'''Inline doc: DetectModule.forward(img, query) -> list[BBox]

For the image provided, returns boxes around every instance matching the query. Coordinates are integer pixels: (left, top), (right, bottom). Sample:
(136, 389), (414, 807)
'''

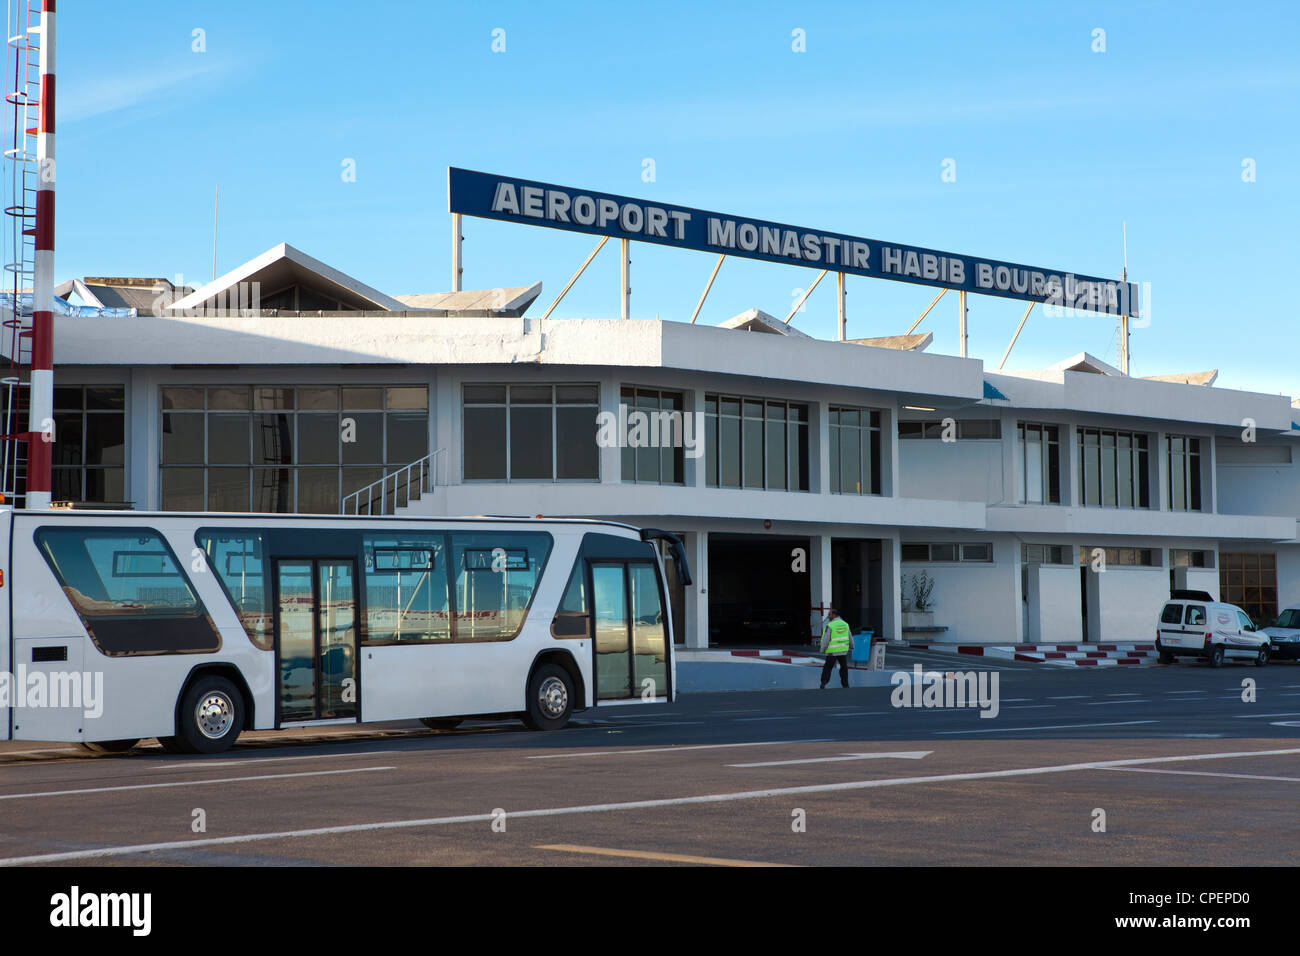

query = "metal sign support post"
(451, 213), (463, 292)
(836, 272), (846, 341)
(958, 290), (968, 358)
(620, 238), (630, 320)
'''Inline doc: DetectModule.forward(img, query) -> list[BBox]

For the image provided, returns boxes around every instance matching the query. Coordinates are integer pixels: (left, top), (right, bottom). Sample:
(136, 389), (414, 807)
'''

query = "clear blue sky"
(52, 1), (1299, 396)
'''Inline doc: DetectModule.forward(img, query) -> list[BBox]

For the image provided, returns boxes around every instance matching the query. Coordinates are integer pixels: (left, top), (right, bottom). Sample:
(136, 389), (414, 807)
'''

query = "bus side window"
(450, 532), (552, 642)
(551, 561), (589, 639)
(36, 526), (221, 656)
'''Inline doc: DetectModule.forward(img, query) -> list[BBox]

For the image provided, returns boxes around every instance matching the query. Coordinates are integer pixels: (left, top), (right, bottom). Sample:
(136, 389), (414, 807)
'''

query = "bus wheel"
(419, 717), (463, 731)
(175, 676), (245, 754)
(523, 664), (573, 731)
(77, 739), (139, 755)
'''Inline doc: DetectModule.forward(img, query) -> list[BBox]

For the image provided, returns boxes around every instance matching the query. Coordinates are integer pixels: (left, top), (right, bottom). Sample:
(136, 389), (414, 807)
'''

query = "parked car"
(1156, 591), (1270, 666)
(1261, 607), (1300, 661)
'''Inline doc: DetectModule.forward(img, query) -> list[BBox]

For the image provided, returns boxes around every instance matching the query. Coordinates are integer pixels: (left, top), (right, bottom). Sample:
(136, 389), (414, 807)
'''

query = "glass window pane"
(161, 468), (205, 510)
(510, 406), (553, 479)
(556, 405), (598, 480)
(706, 413), (718, 487)
(720, 416), (741, 487)
(840, 425), (860, 494)
(363, 533), (451, 642)
(54, 386), (83, 410)
(162, 387), (204, 410)
(196, 530), (272, 649)
(210, 413), (251, 465)
(829, 426), (841, 494)
(464, 407), (506, 479)
(297, 387), (339, 410)
(743, 400), (763, 419)
(86, 468), (124, 502)
(464, 384), (506, 404)
(510, 385), (552, 405)
(207, 387), (249, 410)
(84, 386), (125, 411)
(54, 413), (83, 466)
(253, 387), (295, 410)
(162, 412), (205, 464)
(556, 384), (598, 404)
(53, 467), (82, 500)
(341, 387), (383, 410)
(296, 466), (339, 514)
(386, 411), (428, 465)
(790, 423), (809, 490)
(930, 544), (958, 562)
(766, 418), (786, 490)
(743, 417), (763, 488)
(451, 532), (551, 642)
(298, 413), (341, 465)
(341, 466), (383, 509)
(593, 564), (631, 699)
(339, 412), (382, 464)
(621, 442), (636, 482)
(207, 467), (250, 511)
(253, 413), (293, 466)
(386, 386), (428, 410)
(252, 467), (294, 513)
(901, 544), (928, 562)
(630, 563), (667, 697)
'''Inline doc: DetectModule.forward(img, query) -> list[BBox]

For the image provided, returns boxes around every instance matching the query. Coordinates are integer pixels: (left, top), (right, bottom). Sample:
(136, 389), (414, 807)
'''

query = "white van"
(1156, 590), (1270, 667)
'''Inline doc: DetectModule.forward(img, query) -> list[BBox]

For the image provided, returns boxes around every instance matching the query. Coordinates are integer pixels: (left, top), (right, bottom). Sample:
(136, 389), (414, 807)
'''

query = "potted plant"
(902, 572), (936, 630)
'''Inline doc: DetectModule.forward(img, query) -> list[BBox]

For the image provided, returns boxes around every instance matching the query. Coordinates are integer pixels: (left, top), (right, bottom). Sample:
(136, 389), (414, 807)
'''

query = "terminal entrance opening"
(708, 535), (811, 646)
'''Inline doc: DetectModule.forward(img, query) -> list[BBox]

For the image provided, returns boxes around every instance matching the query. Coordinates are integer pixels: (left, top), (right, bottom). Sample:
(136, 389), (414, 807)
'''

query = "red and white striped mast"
(26, 0), (53, 509)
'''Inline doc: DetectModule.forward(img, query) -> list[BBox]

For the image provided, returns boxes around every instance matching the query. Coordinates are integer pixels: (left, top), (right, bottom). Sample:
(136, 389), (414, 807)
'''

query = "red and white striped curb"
(909, 642), (1158, 666)
(725, 649), (825, 666)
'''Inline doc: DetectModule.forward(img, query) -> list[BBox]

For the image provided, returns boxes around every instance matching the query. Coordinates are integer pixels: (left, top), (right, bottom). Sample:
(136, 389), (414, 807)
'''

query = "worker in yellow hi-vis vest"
(819, 608), (854, 689)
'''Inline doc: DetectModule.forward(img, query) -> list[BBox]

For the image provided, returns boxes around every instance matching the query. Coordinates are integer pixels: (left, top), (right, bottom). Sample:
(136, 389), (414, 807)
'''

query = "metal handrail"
(340, 448), (445, 516)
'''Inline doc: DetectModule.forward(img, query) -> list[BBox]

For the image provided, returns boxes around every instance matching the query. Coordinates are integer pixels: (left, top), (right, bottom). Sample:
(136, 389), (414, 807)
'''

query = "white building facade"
(29, 244), (1300, 649)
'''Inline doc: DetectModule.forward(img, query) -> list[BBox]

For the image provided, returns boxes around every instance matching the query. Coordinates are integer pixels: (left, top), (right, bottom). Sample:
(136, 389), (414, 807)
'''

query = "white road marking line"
(602, 714), (675, 720)
(1047, 695), (1090, 700)
(156, 750), (405, 771)
(827, 712), (890, 717)
(7, 746), (1298, 866)
(1085, 699), (1152, 705)
(713, 709), (764, 714)
(935, 719), (1159, 735)
(1231, 712), (1300, 719)
(1103, 767), (1300, 783)
(0, 766), (393, 801)
(1003, 705), (1054, 710)
(1001, 699), (1033, 703)
(1106, 693), (1141, 697)
(526, 739), (833, 760)
(732, 716), (798, 722)
(729, 751), (932, 768)
(591, 721), (703, 729)
(1166, 690), (1208, 694)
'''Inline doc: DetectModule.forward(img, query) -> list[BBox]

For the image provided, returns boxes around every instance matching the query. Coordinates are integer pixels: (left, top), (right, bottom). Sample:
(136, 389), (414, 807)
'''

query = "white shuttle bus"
(0, 509), (689, 754)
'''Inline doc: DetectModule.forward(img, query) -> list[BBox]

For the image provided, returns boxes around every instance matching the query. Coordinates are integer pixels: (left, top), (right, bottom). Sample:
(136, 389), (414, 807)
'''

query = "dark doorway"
(708, 535), (811, 646)
(831, 538), (883, 637)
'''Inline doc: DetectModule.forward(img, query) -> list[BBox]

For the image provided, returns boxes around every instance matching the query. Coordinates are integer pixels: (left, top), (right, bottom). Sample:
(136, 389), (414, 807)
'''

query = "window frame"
(461, 383), (600, 484)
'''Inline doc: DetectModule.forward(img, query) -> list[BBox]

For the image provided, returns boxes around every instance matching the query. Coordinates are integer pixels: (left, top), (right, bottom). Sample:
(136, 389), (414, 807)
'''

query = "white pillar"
(883, 536), (903, 643)
(683, 530), (709, 648)
(809, 533), (833, 645)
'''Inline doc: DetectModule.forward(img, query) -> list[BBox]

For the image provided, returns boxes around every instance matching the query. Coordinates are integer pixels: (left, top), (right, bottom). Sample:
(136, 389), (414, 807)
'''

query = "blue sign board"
(448, 167), (1139, 317)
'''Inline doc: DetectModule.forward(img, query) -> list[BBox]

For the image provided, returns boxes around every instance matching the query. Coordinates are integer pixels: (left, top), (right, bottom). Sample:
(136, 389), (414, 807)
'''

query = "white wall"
(1028, 564), (1081, 644)
(1089, 566), (1168, 643)
(899, 440), (1005, 503)
(900, 537), (1019, 643)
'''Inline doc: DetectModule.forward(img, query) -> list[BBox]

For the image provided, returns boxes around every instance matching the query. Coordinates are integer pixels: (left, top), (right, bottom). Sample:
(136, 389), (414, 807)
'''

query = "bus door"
(274, 558), (358, 723)
(591, 560), (669, 702)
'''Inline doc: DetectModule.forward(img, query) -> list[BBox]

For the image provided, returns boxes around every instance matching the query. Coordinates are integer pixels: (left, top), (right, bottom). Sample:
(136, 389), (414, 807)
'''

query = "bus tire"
(419, 717), (463, 731)
(77, 739), (139, 755)
(175, 676), (245, 754)
(523, 664), (574, 731)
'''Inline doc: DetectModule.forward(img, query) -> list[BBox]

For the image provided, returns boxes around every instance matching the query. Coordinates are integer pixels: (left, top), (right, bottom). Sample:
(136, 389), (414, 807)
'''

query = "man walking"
(819, 608), (853, 689)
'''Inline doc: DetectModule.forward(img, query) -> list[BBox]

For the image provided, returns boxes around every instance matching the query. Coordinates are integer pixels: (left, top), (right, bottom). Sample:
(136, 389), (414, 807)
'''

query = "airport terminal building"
(26, 236), (1300, 650)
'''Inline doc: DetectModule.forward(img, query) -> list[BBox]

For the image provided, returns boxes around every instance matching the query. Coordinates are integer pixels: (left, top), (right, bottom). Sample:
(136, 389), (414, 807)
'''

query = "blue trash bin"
(850, 629), (874, 666)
